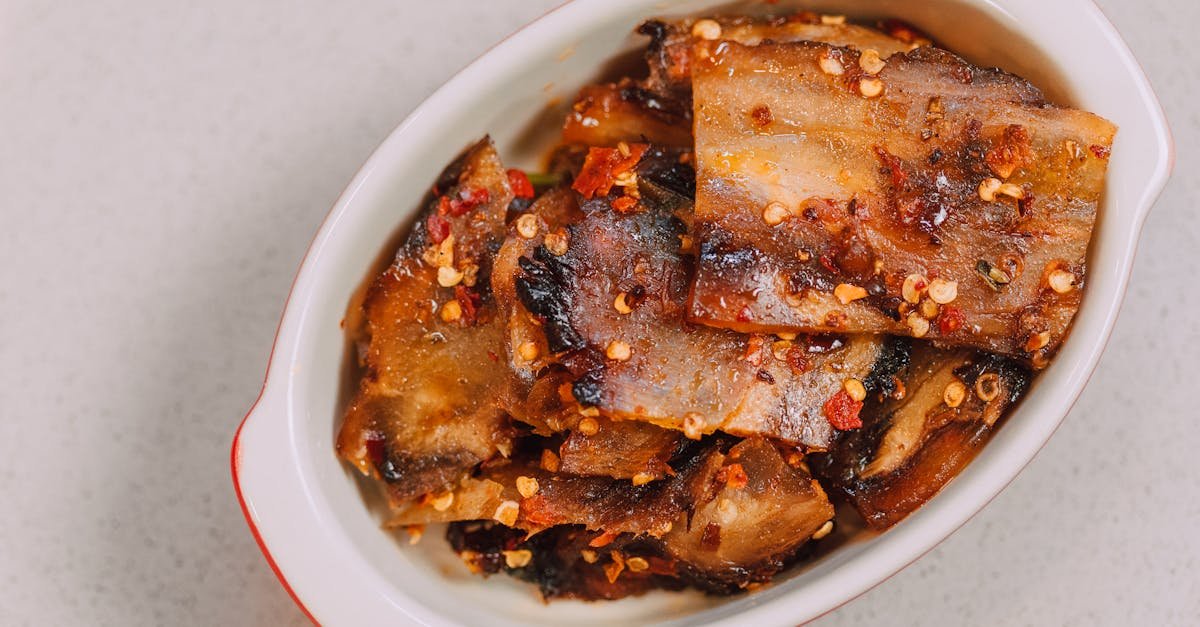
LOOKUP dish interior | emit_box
[259,0,1165,624]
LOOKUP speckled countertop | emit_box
[0,1,1196,625]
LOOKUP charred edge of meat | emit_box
[448,524,685,600]
[636,20,669,54]
[904,46,1047,106]
[861,337,912,398]
[641,161,696,201]
[671,539,820,595]
[507,196,534,217]
[515,247,585,353]
[377,448,483,499]
[696,236,780,289]
[952,352,1032,404]
[571,367,605,407]
[618,84,690,120]
[405,139,487,254]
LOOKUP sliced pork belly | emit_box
[497,147,896,449]
[811,346,1030,528]
[386,443,724,538]
[417,438,831,598]
[662,438,835,592]
[336,139,515,502]
[448,523,686,601]
[638,14,913,103]
[558,417,686,482]
[688,40,1116,362]
[562,81,692,149]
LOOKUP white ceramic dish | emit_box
[231,0,1172,624]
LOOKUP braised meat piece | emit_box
[688,40,1116,363]
[385,442,724,538]
[563,81,693,149]
[662,438,835,592]
[336,138,515,502]
[499,146,898,450]
[639,14,914,103]
[334,11,1112,602]
[558,417,686,482]
[448,523,686,601]
[811,346,1030,528]
[436,438,834,598]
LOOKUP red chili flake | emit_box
[455,285,480,325]
[717,463,749,489]
[785,345,812,374]
[665,45,691,83]
[426,213,451,244]
[750,104,773,127]
[823,389,864,430]
[873,145,908,190]
[644,555,678,576]
[364,430,387,466]
[824,311,848,329]
[521,495,559,526]
[572,143,648,199]
[588,529,620,548]
[880,18,932,45]
[937,305,965,334]
[700,523,722,550]
[736,305,756,323]
[611,195,638,213]
[502,536,523,552]
[442,186,490,217]
[819,253,841,275]
[742,335,766,366]
[507,169,535,199]
[1089,144,1111,159]
[487,351,500,362]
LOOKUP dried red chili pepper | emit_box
[455,285,480,325]
[507,169,535,199]
[823,389,864,430]
[572,143,648,199]
[938,304,965,334]
[785,345,812,374]
[611,195,638,213]
[717,463,749,488]
[426,213,451,244]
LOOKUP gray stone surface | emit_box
[0,1,1194,625]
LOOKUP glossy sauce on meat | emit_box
[503,151,894,450]
[334,10,1115,602]
[336,139,515,502]
[640,15,914,103]
[811,346,1030,528]
[688,40,1116,363]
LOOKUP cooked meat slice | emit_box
[662,438,835,592]
[638,15,913,102]
[501,149,898,448]
[385,443,724,538]
[491,183,686,479]
[811,346,1030,528]
[559,417,685,482]
[688,41,1116,362]
[442,438,834,599]
[448,523,685,601]
[492,186,584,429]
[336,138,515,502]
[562,81,692,149]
